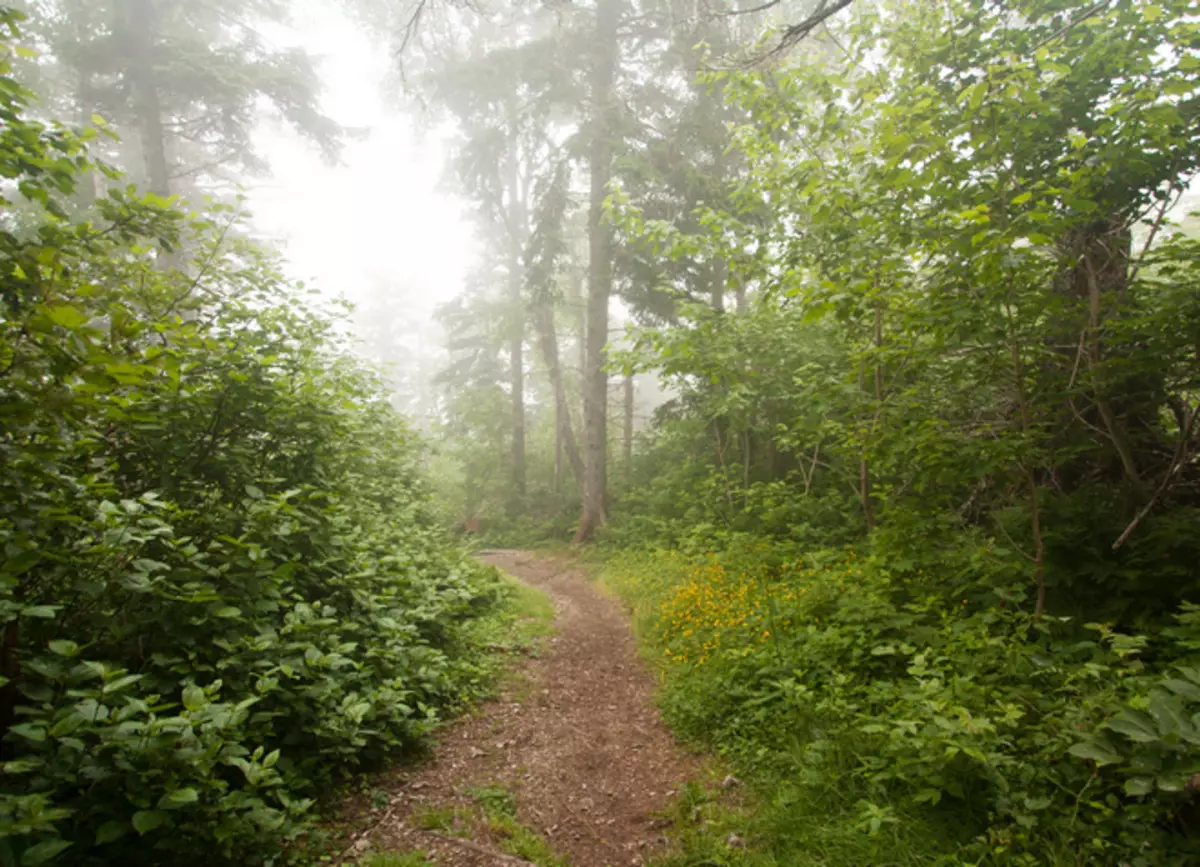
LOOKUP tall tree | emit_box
[575,0,620,541]
[21,0,342,198]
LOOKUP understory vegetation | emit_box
[0,14,509,864]
[410,0,1200,860]
[8,0,1200,863]
[593,1,1200,864]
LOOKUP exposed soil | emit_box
[353,550,705,867]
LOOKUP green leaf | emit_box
[9,724,46,743]
[131,810,168,835]
[158,787,200,810]
[45,305,90,329]
[47,640,79,657]
[2,551,40,575]
[1068,739,1122,766]
[21,839,72,866]
[1124,777,1154,796]
[95,820,129,845]
[21,606,59,620]
[1107,710,1159,744]
[102,674,144,694]
[1162,678,1200,702]
[1148,691,1187,736]
[182,684,206,712]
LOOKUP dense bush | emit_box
[606,545,1200,865]
[0,16,500,865]
[600,0,1200,863]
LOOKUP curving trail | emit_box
[362,550,703,867]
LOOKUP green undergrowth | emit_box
[359,853,434,867]
[469,783,565,867]
[602,540,1200,866]
[295,575,555,866]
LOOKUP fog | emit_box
[245,2,476,325]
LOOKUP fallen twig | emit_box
[429,832,539,866]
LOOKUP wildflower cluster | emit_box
[606,549,868,670]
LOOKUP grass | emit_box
[466,569,556,659]
[506,578,557,641]
[357,853,434,867]
[468,783,567,867]
[413,804,472,836]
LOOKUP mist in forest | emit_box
[6,2,1200,864]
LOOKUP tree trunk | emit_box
[509,260,526,501]
[510,315,526,502]
[505,110,528,505]
[71,3,99,208]
[710,259,726,311]
[623,373,634,484]
[1059,219,1151,494]
[534,301,584,487]
[574,0,619,543]
[122,0,171,197]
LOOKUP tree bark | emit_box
[121,0,171,197]
[505,115,528,504]
[71,2,99,208]
[710,259,726,311]
[623,373,634,484]
[534,301,584,488]
[510,277,526,501]
[574,0,619,542]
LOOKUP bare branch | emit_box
[776,0,854,53]
[1112,402,1200,551]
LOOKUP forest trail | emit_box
[361,550,703,867]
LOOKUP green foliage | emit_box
[601,2,1200,861]
[357,853,434,867]
[0,17,501,865]
[470,783,565,867]
[607,547,1200,865]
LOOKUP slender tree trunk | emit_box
[510,315,526,501]
[534,302,584,487]
[710,259,726,311]
[509,259,526,501]
[575,0,619,542]
[122,0,171,197]
[858,360,875,532]
[77,71,98,207]
[623,373,634,484]
[71,3,99,208]
[504,113,528,504]
[1005,295,1048,616]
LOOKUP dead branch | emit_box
[430,833,540,866]
[1112,402,1200,551]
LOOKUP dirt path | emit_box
[360,550,703,867]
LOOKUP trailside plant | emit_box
[0,13,501,865]
[602,0,1200,863]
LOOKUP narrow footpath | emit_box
[358,550,704,867]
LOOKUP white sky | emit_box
[244,3,476,323]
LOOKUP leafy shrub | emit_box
[605,544,1200,865]
[0,16,501,865]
